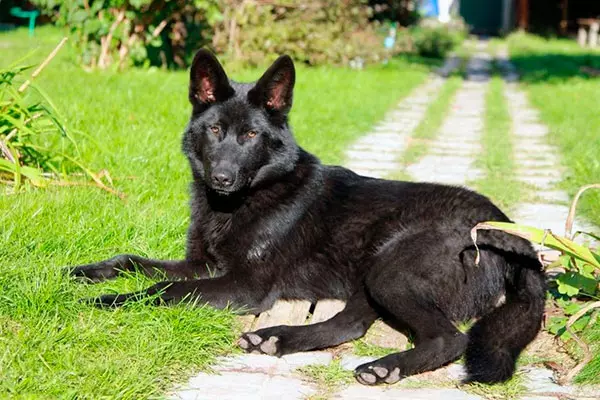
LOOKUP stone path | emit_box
[170,41,600,399]
[406,42,488,185]
[344,77,444,178]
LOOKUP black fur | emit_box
[69,50,545,385]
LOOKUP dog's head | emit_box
[182,50,299,195]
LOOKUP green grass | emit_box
[298,360,354,398]
[0,26,430,398]
[352,338,402,357]
[507,32,600,384]
[463,373,526,400]
[398,76,462,169]
[472,76,524,210]
[507,32,600,226]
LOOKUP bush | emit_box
[31,0,221,69]
[34,0,393,69]
[211,0,388,68]
[411,19,467,59]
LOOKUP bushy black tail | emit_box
[465,243,546,383]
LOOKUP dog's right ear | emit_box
[189,49,234,112]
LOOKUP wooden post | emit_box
[560,0,568,35]
[590,22,599,48]
[578,26,588,47]
[518,0,529,30]
[501,0,514,34]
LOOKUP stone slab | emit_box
[334,386,482,400]
[171,372,316,400]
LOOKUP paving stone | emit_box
[536,190,571,203]
[428,147,474,156]
[340,355,377,371]
[514,153,557,163]
[513,142,556,154]
[358,133,404,144]
[518,175,560,190]
[346,160,400,170]
[431,141,482,151]
[513,124,549,137]
[516,168,563,179]
[214,354,289,374]
[350,143,403,153]
[281,351,333,369]
[516,158,556,168]
[520,397,558,400]
[345,150,399,161]
[362,320,409,350]
[445,363,467,381]
[172,371,316,400]
[512,203,598,243]
[334,386,482,400]
[352,168,391,178]
[523,367,574,394]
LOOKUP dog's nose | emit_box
[211,169,234,187]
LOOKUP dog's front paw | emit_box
[67,263,116,282]
[354,360,403,385]
[238,331,282,356]
[81,293,127,308]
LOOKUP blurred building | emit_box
[416,0,600,36]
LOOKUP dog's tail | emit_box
[464,230,546,383]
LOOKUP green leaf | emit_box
[472,221,600,269]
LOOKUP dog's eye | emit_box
[246,130,257,139]
[210,126,220,136]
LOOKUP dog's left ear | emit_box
[248,55,295,115]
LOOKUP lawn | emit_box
[507,32,600,384]
[0,26,430,398]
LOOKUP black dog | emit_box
[70,50,545,385]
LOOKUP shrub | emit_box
[211,0,388,68]
[34,0,393,69]
[411,19,467,58]
[31,0,222,69]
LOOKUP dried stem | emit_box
[18,37,68,93]
[559,301,600,384]
[564,183,600,239]
[98,9,126,69]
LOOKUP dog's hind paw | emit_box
[238,332,281,356]
[354,362,402,385]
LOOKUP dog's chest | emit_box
[205,201,308,264]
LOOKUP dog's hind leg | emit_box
[238,290,378,356]
[68,255,208,282]
[353,232,470,385]
[353,292,467,385]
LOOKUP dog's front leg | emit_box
[90,273,271,312]
[69,255,211,282]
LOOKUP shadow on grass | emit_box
[510,53,600,84]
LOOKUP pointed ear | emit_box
[248,55,295,115]
[189,49,234,111]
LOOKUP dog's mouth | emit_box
[210,187,236,196]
